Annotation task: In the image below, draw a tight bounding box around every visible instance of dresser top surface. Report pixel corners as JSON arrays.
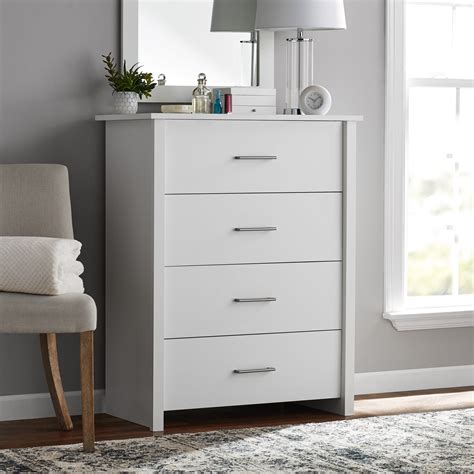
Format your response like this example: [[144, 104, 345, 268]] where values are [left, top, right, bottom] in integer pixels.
[[95, 113, 363, 122]]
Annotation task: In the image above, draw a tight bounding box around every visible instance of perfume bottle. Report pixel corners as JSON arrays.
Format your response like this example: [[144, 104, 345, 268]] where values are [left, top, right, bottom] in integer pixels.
[[192, 73, 212, 114], [213, 89, 223, 114]]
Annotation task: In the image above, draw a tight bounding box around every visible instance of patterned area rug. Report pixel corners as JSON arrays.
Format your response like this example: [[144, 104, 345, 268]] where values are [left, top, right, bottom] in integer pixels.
[[1, 409, 472, 472]]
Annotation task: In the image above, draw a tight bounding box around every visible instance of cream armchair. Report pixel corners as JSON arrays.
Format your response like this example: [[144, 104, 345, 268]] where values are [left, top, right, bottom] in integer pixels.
[[0, 164, 96, 452]]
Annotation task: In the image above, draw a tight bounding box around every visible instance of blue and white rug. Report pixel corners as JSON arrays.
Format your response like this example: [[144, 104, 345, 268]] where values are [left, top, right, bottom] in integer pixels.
[[1, 409, 472, 472]]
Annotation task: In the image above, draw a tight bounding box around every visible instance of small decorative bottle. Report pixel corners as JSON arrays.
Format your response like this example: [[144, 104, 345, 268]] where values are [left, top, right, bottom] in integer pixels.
[[192, 73, 212, 114], [213, 89, 223, 114]]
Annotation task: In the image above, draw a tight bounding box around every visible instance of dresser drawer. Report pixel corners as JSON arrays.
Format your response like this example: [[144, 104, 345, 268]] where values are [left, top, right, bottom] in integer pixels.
[[165, 121, 342, 193], [233, 105, 277, 115], [165, 193, 342, 266], [165, 262, 341, 338], [164, 331, 341, 411]]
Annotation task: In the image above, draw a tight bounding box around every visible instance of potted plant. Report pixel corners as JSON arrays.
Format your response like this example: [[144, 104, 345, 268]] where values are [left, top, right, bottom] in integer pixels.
[[102, 53, 157, 114]]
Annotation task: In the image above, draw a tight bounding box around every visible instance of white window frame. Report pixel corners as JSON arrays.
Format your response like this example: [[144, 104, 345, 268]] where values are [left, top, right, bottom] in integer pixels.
[[383, 0, 474, 331]]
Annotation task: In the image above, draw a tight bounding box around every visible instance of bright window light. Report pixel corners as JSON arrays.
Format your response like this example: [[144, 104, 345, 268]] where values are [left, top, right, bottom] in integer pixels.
[[405, 0, 474, 308]]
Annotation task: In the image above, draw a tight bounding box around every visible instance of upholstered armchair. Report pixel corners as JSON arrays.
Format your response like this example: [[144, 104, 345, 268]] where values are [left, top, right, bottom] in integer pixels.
[[0, 164, 96, 452]]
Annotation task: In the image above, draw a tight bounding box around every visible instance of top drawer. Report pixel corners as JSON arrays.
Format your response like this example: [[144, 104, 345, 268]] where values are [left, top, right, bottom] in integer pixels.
[[165, 121, 342, 194]]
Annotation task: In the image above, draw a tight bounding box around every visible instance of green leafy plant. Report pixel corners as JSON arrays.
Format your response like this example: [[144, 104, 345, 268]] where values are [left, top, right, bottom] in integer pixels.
[[102, 52, 156, 99]]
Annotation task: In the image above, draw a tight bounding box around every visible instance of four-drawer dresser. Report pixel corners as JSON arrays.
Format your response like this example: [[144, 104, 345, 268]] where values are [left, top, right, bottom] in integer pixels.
[[97, 113, 361, 431]]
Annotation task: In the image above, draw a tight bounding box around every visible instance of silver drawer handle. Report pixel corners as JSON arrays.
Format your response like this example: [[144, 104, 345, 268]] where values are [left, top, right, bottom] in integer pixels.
[[233, 367, 276, 374], [234, 297, 277, 303], [234, 155, 277, 160], [234, 226, 277, 232]]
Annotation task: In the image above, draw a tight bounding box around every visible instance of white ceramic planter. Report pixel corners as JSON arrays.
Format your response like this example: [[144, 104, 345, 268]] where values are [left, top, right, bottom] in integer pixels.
[[113, 92, 139, 114]]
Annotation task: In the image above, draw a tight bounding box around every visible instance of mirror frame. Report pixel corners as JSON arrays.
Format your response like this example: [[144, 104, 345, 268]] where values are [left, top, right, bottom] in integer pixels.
[[121, 0, 275, 103]]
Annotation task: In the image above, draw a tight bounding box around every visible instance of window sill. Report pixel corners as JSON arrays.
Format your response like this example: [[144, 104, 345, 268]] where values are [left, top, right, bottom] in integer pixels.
[[383, 307, 474, 331]]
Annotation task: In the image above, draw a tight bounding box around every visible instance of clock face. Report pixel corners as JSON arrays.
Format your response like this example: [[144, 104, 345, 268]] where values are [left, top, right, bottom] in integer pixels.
[[305, 92, 324, 110]]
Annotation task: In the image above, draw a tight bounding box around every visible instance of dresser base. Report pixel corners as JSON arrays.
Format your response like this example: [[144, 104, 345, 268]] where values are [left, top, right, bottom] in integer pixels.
[[300, 398, 354, 417]]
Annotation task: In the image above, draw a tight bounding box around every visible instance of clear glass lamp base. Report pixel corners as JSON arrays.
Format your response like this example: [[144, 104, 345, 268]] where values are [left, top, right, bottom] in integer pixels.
[[285, 30, 313, 116]]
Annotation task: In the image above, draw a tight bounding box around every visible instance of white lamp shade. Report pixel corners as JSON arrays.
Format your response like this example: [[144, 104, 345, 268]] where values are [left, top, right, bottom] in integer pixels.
[[211, 0, 257, 32], [255, 0, 346, 31]]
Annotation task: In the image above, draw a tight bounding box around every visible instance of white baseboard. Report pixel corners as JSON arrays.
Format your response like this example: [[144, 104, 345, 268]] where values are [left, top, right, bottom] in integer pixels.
[[355, 365, 474, 395], [0, 390, 104, 422], [1, 366, 472, 422]]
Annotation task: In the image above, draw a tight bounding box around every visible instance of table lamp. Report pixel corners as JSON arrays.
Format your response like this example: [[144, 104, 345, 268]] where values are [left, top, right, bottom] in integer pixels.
[[211, 0, 260, 86], [255, 0, 346, 114]]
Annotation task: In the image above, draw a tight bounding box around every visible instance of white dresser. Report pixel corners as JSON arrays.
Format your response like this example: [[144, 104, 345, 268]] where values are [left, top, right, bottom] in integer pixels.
[[96, 113, 361, 431]]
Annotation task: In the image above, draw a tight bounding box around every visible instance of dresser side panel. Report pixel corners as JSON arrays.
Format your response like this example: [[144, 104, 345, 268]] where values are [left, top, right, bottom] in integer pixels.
[[340, 121, 357, 414], [301, 121, 357, 416], [152, 121, 166, 432], [105, 119, 156, 428]]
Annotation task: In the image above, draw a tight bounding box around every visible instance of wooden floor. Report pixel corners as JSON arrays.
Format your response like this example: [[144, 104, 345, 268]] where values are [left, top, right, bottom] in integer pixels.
[[1, 387, 472, 450]]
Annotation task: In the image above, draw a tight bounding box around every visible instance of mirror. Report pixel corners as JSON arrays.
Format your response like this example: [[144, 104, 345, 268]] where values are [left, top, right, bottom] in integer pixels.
[[139, 0, 251, 87], [122, 0, 274, 102]]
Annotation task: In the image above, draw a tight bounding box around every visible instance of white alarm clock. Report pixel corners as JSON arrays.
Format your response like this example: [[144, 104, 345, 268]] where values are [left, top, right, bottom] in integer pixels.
[[299, 85, 332, 115]]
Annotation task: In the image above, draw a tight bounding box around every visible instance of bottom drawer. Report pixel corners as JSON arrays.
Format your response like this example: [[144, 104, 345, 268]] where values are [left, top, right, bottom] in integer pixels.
[[164, 331, 341, 411]]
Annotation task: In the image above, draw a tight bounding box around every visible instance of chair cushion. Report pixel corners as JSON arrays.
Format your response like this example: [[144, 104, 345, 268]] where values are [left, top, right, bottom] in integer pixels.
[[0, 292, 96, 334]]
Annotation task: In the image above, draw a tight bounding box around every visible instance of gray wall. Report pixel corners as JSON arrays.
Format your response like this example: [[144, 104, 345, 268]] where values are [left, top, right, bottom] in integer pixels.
[[0, 0, 119, 396], [274, 0, 473, 373], [0, 0, 472, 399]]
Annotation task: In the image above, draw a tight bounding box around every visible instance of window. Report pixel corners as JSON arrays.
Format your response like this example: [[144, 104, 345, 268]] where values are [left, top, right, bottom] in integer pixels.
[[384, 0, 474, 330]]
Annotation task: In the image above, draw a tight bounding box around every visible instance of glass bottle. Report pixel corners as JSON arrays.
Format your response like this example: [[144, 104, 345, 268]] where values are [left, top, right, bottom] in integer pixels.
[[192, 73, 212, 114], [213, 89, 223, 114]]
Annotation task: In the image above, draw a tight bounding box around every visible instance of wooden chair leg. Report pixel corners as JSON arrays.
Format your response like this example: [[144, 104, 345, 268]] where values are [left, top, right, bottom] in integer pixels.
[[80, 331, 95, 453], [40, 333, 73, 431]]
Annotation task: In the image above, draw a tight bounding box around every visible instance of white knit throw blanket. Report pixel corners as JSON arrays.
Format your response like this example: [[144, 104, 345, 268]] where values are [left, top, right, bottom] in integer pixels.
[[0, 237, 84, 295]]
